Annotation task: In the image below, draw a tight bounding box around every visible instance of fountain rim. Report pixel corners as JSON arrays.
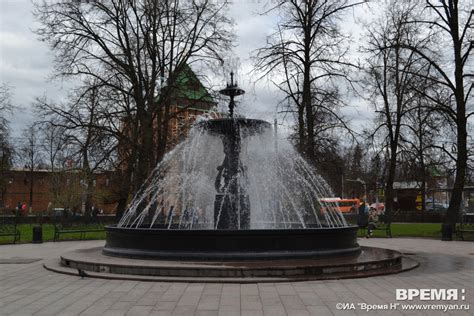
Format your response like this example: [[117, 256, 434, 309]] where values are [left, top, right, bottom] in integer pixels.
[[195, 117, 272, 129], [107, 225, 358, 232], [103, 225, 361, 260]]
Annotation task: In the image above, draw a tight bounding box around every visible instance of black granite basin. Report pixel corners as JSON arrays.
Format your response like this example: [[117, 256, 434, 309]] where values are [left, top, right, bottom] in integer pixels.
[[103, 226, 360, 260]]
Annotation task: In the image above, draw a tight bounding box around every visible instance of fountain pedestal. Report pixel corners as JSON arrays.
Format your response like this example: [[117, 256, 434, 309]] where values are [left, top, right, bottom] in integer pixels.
[[198, 118, 271, 229], [214, 194, 250, 229], [212, 119, 251, 229]]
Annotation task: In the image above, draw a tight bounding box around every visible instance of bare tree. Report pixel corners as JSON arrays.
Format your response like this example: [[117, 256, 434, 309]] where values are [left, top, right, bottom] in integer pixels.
[[399, 83, 445, 212], [40, 123, 72, 172], [19, 124, 44, 212], [0, 83, 12, 146], [253, 0, 363, 161], [396, 0, 473, 232], [36, 83, 117, 215], [37, 121, 75, 210], [34, 0, 233, 189], [0, 133, 13, 209], [0, 83, 12, 119], [0, 83, 13, 208], [363, 1, 428, 221], [34, 0, 231, 217]]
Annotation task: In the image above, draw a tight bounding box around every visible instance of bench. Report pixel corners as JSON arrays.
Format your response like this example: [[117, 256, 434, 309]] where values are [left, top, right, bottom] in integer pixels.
[[364, 214, 392, 238], [457, 213, 474, 241], [0, 212, 21, 244], [53, 215, 104, 242]]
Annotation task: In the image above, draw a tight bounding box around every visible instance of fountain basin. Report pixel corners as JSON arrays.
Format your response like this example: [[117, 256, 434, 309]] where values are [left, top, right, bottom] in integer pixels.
[[103, 226, 360, 260], [197, 118, 271, 135]]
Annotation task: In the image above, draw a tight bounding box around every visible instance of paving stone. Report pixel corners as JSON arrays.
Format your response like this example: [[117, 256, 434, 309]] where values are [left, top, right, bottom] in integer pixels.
[[262, 304, 287, 316], [0, 239, 472, 316], [102, 310, 127, 316], [197, 295, 220, 310], [306, 305, 334, 315], [195, 311, 218, 316], [297, 291, 325, 306], [154, 301, 177, 311], [241, 284, 259, 296], [203, 284, 223, 296], [79, 305, 111, 316], [148, 311, 172, 316], [280, 295, 305, 309], [218, 310, 241, 316], [240, 310, 264, 316], [171, 305, 195, 315], [286, 309, 310, 316], [241, 295, 263, 310], [126, 305, 153, 316]]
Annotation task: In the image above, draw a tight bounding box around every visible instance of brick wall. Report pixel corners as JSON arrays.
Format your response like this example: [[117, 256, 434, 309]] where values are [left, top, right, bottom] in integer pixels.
[[2, 170, 117, 214]]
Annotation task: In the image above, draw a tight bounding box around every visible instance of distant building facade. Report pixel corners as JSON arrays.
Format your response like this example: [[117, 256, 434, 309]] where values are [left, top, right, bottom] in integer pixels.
[[157, 65, 217, 150], [1, 169, 117, 214]]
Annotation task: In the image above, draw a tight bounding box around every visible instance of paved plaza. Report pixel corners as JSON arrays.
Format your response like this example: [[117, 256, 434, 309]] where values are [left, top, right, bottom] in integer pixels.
[[0, 238, 472, 316]]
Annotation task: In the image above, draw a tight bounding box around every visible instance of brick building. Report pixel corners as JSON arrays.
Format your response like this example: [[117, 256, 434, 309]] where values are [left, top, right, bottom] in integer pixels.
[[157, 65, 217, 150], [1, 169, 117, 214]]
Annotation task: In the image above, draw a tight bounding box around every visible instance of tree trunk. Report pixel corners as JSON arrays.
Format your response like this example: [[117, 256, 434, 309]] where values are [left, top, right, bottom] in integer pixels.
[[28, 167, 34, 212], [385, 142, 398, 222], [116, 178, 130, 221], [297, 104, 305, 153], [420, 160, 427, 213], [303, 5, 315, 161], [303, 66, 315, 160], [82, 148, 93, 216], [115, 157, 135, 221], [445, 6, 467, 229], [156, 101, 171, 163], [446, 115, 467, 225], [136, 98, 154, 189]]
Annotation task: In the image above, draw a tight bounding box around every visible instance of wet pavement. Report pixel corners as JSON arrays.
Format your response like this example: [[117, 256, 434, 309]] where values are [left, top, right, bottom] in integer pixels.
[[0, 238, 473, 315]]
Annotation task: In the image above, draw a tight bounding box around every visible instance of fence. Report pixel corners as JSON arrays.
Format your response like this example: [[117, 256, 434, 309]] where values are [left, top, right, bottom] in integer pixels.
[[0, 212, 118, 225], [344, 211, 445, 224]]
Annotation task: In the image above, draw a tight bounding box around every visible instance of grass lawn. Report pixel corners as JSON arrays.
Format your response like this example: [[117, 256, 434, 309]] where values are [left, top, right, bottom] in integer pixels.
[[357, 222, 443, 238], [0, 222, 470, 244], [0, 224, 106, 244]]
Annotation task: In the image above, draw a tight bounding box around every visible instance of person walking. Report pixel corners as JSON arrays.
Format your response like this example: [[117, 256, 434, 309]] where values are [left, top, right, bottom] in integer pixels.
[[357, 200, 368, 229], [21, 202, 27, 216], [16, 202, 22, 217]]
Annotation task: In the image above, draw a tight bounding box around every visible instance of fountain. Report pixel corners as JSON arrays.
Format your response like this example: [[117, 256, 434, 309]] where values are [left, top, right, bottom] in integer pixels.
[[102, 71, 359, 260], [45, 72, 417, 281]]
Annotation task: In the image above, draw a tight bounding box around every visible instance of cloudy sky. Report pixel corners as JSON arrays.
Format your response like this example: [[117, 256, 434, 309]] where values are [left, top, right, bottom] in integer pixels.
[[0, 0, 373, 140]]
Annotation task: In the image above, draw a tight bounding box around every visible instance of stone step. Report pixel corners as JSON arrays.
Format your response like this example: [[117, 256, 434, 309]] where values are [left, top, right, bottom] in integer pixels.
[[42, 246, 419, 283]]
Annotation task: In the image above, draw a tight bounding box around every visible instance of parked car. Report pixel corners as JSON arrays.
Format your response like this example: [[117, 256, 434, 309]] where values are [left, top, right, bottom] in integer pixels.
[[425, 202, 448, 213]]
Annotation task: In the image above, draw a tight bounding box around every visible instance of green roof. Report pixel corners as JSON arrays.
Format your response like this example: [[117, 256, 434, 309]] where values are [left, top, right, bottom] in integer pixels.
[[428, 166, 443, 177], [174, 65, 215, 103], [157, 65, 215, 107]]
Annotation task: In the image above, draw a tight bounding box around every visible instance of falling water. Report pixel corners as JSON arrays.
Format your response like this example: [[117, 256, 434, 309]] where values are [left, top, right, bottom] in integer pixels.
[[118, 118, 348, 229]]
